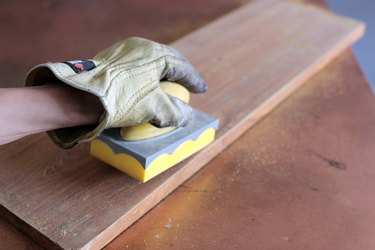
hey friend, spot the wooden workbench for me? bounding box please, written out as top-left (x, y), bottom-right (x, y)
top-left (0, 0), bottom-right (374, 249)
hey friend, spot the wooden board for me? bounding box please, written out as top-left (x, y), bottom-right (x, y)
top-left (105, 50), bottom-right (375, 250)
top-left (0, 0), bottom-right (364, 249)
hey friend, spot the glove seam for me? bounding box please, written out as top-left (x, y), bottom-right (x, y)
top-left (46, 54), bottom-right (186, 96)
top-left (103, 55), bottom-right (188, 126)
top-left (107, 81), bottom-right (159, 126)
top-left (103, 63), bottom-right (163, 122)
top-left (103, 54), bottom-right (186, 82)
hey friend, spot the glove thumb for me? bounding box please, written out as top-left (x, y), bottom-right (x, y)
top-left (149, 93), bottom-right (193, 128)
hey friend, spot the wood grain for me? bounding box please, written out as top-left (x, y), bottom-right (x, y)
top-left (106, 49), bottom-right (375, 250)
top-left (0, 0), bottom-right (364, 249)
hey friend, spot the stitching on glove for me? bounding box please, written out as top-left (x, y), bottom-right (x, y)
top-left (106, 55), bottom-right (187, 80)
top-left (108, 63), bottom-right (164, 87)
top-left (49, 59), bottom-right (162, 94)
top-left (49, 54), bottom-right (186, 95)
top-left (112, 81), bottom-right (159, 124)
top-left (102, 62), bottom-right (164, 98)
top-left (49, 64), bottom-right (100, 93)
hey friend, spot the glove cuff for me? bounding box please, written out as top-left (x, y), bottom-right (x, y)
top-left (25, 61), bottom-right (109, 149)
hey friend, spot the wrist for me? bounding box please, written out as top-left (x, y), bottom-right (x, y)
top-left (0, 84), bottom-right (104, 145)
top-left (51, 84), bottom-right (104, 127)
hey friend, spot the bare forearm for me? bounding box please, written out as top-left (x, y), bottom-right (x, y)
top-left (0, 84), bottom-right (103, 145)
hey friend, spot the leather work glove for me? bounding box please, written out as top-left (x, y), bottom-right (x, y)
top-left (25, 37), bottom-right (207, 149)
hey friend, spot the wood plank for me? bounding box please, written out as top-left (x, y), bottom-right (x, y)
top-left (0, 0), bottom-right (364, 249)
top-left (105, 50), bottom-right (375, 250)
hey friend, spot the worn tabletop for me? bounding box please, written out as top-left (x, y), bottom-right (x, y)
top-left (0, 0), bottom-right (374, 249)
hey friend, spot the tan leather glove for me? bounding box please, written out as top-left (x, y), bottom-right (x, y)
top-left (25, 37), bottom-right (207, 149)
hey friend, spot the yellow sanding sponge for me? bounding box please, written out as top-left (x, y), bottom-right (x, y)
top-left (90, 81), bottom-right (219, 182)
top-left (90, 109), bottom-right (219, 182)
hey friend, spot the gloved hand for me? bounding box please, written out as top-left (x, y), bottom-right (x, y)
top-left (25, 37), bottom-right (207, 149)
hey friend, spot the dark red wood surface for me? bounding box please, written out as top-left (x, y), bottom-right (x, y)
top-left (107, 49), bottom-right (375, 250)
top-left (0, 0), bottom-right (374, 249)
top-left (0, 1), bottom-right (364, 248)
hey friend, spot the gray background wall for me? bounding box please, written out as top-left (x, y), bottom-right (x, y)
top-left (327, 0), bottom-right (375, 92)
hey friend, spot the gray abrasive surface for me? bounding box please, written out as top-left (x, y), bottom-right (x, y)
top-left (98, 109), bottom-right (219, 169)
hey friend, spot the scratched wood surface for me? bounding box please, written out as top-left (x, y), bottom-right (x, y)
top-left (0, 0), bottom-right (364, 249)
top-left (106, 49), bottom-right (375, 250)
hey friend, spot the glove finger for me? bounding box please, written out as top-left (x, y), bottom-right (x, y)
top-left (149, 94), bottom-right (193, 128)
top-left (162, 47), bottom-right (208, 94)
